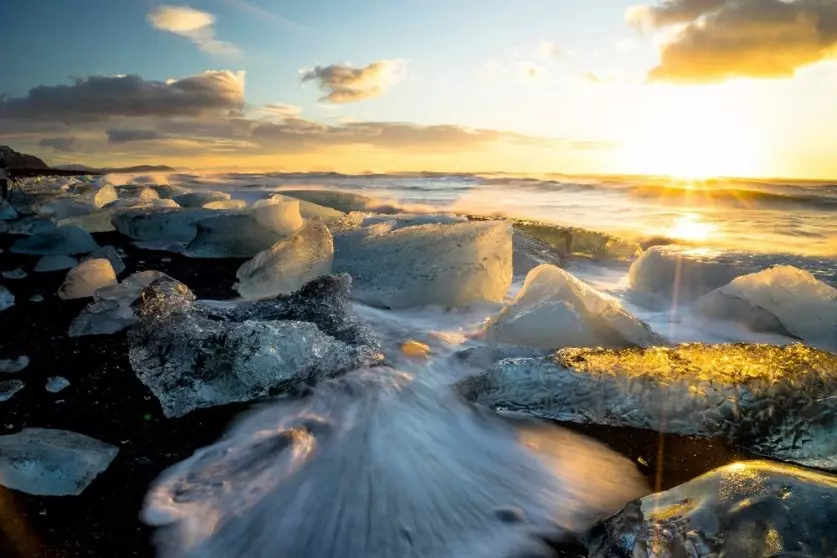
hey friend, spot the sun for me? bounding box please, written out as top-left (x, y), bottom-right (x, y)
top-left (623, 86), bottom-right (764, 179)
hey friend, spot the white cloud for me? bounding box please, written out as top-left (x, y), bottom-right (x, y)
top-left (536, 41), bottom-right (563, 58)
top-left (300, 60), bottom-right (407, 103)
top-left (148, 5), bottom-right (240, 58)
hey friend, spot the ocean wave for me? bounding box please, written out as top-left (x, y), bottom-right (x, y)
top-left (627, 184), bottom-right (837, 211)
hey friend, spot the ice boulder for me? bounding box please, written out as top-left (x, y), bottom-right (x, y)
top-left (35, 255), bottom-right (79, 272)
top-left (236, 222), bottom-right (334, 299)
top-left (58, 259), bottom-right (118, 300)
top-left (32, 197), bottom-right (96, 220)
top-left (265, 194), bottom-right (345, 223)
top-left (0, 286), bottom-right (14, 312)
top-left (0, 380), bottom-right (25, 401)
top-left (46, 376), bottom-right (71, 393)
top-left (485, 265), bottom-right (663, 350)
top-left (279, 189), bottom-right (374, 212)
top-left (128, 275), bottom-right (383, 417)
top-left (0, 199), bottom-right (19, 220)
top-left (112, 208), bottom-right (212, 243)
top-left (204, 199), bottom-right (247, 211)
top-left (250, 199), bottom-right (304, 236)
top-left (333, 221), bottom-right (513, 309)
top-left (69, 270), bottom-right (169, 336)
top-left (0, 428), bottom-right (118, 496)
top-left (696, 266), bottom-right (837, 351)
top-left (83, 245), bottom-right (126, 275)
top-left (0, 356), bottom-right (29, 373)
top-left (629, 245), bottom-right (756, 301)
top-left (184, 213), bottom-right (296, 258)
top-left (585, 461), bottom-right (837, 557)
top-left (457, 343), bottom-right (837, 470)
top-left (57, 209), bottom-right (117, 233)
top-left (10, 225), bottom-right (99, 256)
top-left (173, 191), bottom-right (231, 208)
top-left (141, 367), bottom-right (646, 558)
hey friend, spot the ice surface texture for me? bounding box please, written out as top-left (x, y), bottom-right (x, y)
top-left (58, 259), bottom-right (118, 300)
top-left (128, 275), bottom-right (383, 417)
top-left (0, 428), bottom-right (118, 496)
top-left (10, 225), bottom-right (99, 256)
top-left (458, 344), bottom-right (837, 470)
top-left (333, 221), bottom-right (513, 309)
top-left (142, 367), bottom-right (646, 558)
top-left (697, 265), bottom-right (837, 351)
top-left (485, 264), bottom-right (663, 350)
top-left (585, 461), bottom-right (837, 557)
top-left (236, 222), bottom-right (334, 299)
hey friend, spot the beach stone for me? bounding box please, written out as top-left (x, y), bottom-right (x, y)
top-left (58, 259), bottom-right (118, 300)
top-left (10, 225), bottom-right (99, 256)
top-left (35, 255), bottom-right (78, 272)
top-left (0, 428), bottom-right (118, 496)
top-left (128, 275), bottom-right (383, 417)
top-left (585, 461), bottom-right (837, 557)
top-left (457, 343), bottom-right (837, 470)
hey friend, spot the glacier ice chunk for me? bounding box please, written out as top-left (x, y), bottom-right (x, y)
top-left (235, 222), bottom-right (334, 299)
top-left (204, 199), bottom-right (247, 210)
top-left (69, 271), bottom-right (170, 336)
top-left (585, 461), bottom-right (837, 558)
top-left (279, 189), bottom-right (374, 212)
top-left (265, 194), bottom-right (345, 223)
top-left (0, 286), bottom-right (14, 312)
top-left (142, 367), bottom-right (646, 557)
top-left (458, 343), bottom-right (837, 470)
top-left (1, 199), bottom-right (20, 220)
top-left (35, 255), bottom-right (79, 272)
top-left (2, 268), bottom-right (27, 280)
top-left (7, 216), bottom-right (57, 235)
top-left (0, 428), bottom-right (118, 496)
top-left (0, 380), bottom-right (25, 401)
top-left (333, 221), bottom-right (513, 309)
top-left (696, 265), bottom-right (837, 352)
top-left (249, 199), bottom-right (304, 236)
top-left (112, 208), bottom-right (211, 243)
top-left (149, 184), bottom-right (190, 199)
top-left (79, 183), bottom-right (119, 207)
top-left (629, 245), bottom-right (756, 301)
top-left (57, 209), bottom-right (117, 233)
top-left (485, 265), bottom-right (664, 350)
top-left (58, 259), bottom-right (118, 300)
top-left (46, 376), bottom-right (71, 393)
top-left (10, 225), bottom-right (99, 256)
top-left (173, 191), bottom-right (231, 208)
top-left (0, 356), bottom-right (29, 374)
top-left (128, 275), bottom-right (383, 417)
top-left (84, 245), bottom-right (126, 275)
top-left (184, 213), bottom-right (295, 258)
top-left (361, 213), bottom-right (468, 230)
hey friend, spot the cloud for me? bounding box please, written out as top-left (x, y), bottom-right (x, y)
top-left (536, 41), bottom-right (563, 58)
top-left (300, 60), bottom-right (406, 103)
top-left (629, 0), bottom-right (837, 82)
top-left (2, 71), bottom-right (245, 121)
top-left (148, 5), bottom-right (240, 57)
top-left (39, 137), bottom-right (76, 152)
top-left (220, 0), bottom-right (306, 31)
top-left (582, 71), bottom-right (615, 83)
top-left (518, 63), bottom-right (545, 78)
top-left (261, 103), bottom-right (302, 118)
top-left (107, 129), bottom-right (164, 144)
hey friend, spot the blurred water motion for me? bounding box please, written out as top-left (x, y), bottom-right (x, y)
top-left (143, 367), bottom-right (647, 557)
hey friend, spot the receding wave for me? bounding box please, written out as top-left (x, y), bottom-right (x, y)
top-left (628, 184), bottom-right (837, 211)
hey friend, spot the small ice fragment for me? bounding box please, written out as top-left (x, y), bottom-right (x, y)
top-left (58, 259), bottom-right (118, 300)
top-left (0, 380), bottom-right (25, 402)
top-left (29, 294), bottom-right (44, 303)
top-left (35, 255), bottom-right (79, 272)
top-left (2, 268), bottom-right (27, 280)
top-left (46, 377), bottom-right (70, 393)
top-left (0, 356), bottom-right (29, 374)
top-left (0, 286), bottom-right (14, 312)
top-left (84, 245), bottom-right (126, 275)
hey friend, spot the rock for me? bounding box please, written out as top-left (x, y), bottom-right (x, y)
top-left (204, 199), bottom-right (247, 210)
top-left (0, 380), bottom-right (25, 401)
top-left (7, 216), bottom-right (57, 235)
top-left (141, 367), bottom-right (646, 557)
top-left (585, 461), bottom-right (837, 557)
top-left (172, 191), bottom-right (231, 208)
top-left (84, 245), bottom-right (126, 275)
top-left (250, 199), bottom-right (304, 236)
top-left (10, 225), bottom-right (99, 256)
top-left (629, 245), bottom-right (756, 301)
top-left (485, 265), bottom-right (663, 350)
top-left (0, 286), bottom-right (14, 312)
top-left (457, 344), bottom-right (837, 470)
top-left (69, 271), bottom-right (170, 337)
top-left (266, 194), bottom-right (345, 223)
top-left (128, 275), bottom-right (383, 417)
top-left (112, 207), bottom-right (211, 243)
top-left (361, 213), bottom-right (468, 230)
top-left (0, 428), bottom-right (118, 496)
top-left (2, 268), bottom-right (27, 280)
top-left (236, 222), bottom-right (334, 299)
top-left (279, 189), bottom-right (374, 212)
top-left (0, 199), bottom-right (18, 220)
top-left (184, 213), bottom-right (295, 258)
top-left (45, 376), bottom-right (71, 393)
top-left (0, 356), bottom-right (29, 373)
top-left (35, 255), bottom-right (79, 272)
top-left (58, 259), bottom-right (118, 300)
top-left (696, 265), bottom-right (837, 351)
top-left (333, 221), bottom-right (513, 309)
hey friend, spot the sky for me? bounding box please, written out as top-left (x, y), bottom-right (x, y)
top-left (1, 0), bottom-right (837, 178)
